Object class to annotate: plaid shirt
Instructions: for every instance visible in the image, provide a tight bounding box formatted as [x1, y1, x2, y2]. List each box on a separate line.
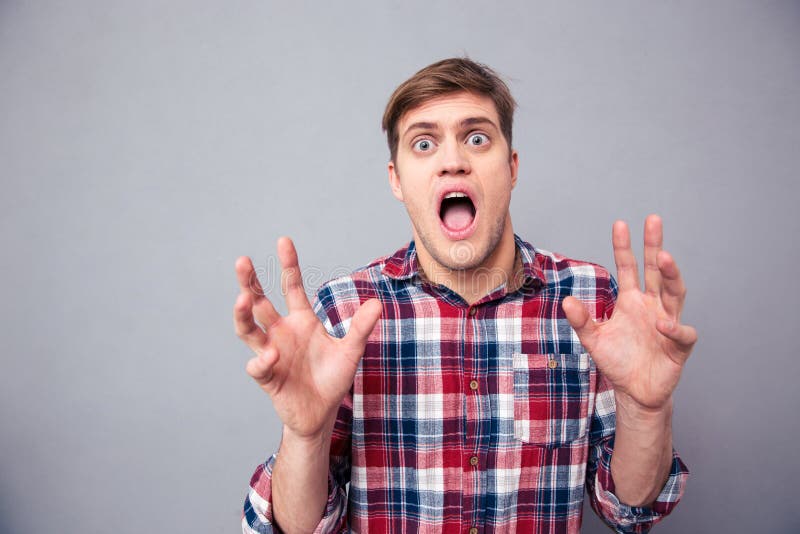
[243, 235, 688, 533]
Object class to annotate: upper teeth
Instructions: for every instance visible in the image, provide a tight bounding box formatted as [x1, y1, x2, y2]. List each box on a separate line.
[444, 192, 468, 199]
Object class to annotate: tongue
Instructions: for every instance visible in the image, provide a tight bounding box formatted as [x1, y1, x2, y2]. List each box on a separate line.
[442, 200, 474, 231]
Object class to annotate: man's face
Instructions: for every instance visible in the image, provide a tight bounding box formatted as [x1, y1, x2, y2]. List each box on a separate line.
[388, 91, 519, 274]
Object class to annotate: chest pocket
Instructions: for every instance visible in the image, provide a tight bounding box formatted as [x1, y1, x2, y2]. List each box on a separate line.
[512, 353, 592, 447]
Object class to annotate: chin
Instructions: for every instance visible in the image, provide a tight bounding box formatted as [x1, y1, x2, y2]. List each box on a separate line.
[421, 229, 495, 273]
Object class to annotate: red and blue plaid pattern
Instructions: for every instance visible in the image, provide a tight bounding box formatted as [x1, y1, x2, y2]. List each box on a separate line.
[243, 235, 688, 533]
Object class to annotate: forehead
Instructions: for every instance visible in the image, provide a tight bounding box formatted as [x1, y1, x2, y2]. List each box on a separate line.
[397, 91, 500, 135]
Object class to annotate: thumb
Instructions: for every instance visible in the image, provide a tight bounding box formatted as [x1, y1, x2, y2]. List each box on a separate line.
[343, 298, 382, 353]
[562, 296, 599, 354]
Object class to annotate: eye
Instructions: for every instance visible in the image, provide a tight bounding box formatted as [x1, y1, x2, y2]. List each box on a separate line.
[413, 139, 434, 152]
[468, 133, 489, 146]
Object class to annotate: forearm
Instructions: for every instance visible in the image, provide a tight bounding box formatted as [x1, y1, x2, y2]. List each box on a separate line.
[271, 425, 333, 533]
[609, 392, 674, 507]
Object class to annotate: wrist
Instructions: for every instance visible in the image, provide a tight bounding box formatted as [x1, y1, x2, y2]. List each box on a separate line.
[615, 391, 673, 428]
[281, 421, 335, 450]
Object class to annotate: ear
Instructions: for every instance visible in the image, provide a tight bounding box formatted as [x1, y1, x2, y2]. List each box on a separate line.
[388, 161, 404, 202]
[509, 149, 519, 189]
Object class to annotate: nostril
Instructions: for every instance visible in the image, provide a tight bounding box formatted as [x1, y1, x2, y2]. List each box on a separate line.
[439, 162, 470, 176]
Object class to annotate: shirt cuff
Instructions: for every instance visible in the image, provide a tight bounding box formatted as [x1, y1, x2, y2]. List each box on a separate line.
[243, 453, 348, 534]
[592, 438, 690, 533]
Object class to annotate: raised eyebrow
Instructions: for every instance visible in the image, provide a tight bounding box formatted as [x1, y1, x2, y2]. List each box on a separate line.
[402, 121, 439, 139]
[459, 117, 499, 131]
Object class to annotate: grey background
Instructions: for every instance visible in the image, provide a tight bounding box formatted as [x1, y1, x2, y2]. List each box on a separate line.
[1, 1, 798, 533]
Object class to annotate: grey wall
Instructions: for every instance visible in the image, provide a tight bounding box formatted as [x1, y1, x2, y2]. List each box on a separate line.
[1, 1, 798, 532]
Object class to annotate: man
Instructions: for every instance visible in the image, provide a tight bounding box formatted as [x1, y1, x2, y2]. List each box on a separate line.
[235, 58, 695, 533]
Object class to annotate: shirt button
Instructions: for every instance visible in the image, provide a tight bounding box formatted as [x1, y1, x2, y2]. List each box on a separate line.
[469, 379, 479, 391]
[469, 528, 479, 534]
[469, 455, 479, 466]
[548, 359, 558, 369]
[468, 307, 477, 316]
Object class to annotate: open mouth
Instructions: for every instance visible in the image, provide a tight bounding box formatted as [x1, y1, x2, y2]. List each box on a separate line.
[439, 192, 476, 235]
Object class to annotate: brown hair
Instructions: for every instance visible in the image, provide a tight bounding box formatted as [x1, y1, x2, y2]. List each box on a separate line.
[381, 58, 516, 163]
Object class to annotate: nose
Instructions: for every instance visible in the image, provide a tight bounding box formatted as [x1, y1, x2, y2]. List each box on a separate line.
[437, 139, 471, 176]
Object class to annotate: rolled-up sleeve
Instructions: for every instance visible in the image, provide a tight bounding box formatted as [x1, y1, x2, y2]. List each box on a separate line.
[242, 451, 349, 534]
[587, 435, 689, 533]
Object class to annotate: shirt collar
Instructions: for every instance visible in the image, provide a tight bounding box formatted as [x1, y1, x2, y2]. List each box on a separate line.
[513, 234, 546, 290]
[381, 240, 420, 281]
[381, 234, 545, 289]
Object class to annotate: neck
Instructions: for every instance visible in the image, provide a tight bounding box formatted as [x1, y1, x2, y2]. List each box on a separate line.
[416, 218, 518, 305]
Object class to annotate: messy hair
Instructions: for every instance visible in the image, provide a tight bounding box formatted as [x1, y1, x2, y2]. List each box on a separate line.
[382, 58, 516, 162]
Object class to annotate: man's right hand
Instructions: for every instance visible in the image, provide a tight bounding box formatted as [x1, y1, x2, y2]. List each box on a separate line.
[234, 237, 382, 441]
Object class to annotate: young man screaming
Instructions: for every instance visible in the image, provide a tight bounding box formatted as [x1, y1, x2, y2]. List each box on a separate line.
[236, 58, 695, 534]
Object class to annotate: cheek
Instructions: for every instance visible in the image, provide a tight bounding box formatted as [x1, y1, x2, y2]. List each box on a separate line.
[485, 172, 514, 202]
[398, 171, 432, 205]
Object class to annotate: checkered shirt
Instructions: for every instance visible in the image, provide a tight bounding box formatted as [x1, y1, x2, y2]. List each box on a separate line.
[243, 235, 688, 533]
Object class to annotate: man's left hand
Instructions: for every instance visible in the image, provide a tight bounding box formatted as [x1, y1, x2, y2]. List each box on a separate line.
[562, 215, 697, 412]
